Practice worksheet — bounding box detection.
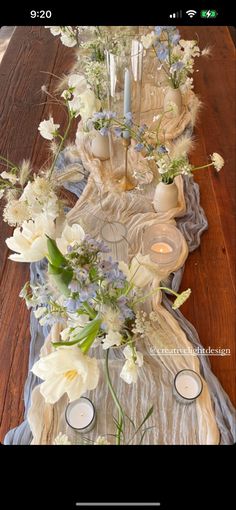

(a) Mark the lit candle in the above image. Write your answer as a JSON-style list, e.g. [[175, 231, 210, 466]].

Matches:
[[124, 67, 131, 115], [65, 397, 96, 433], [151, 242, 173, 254], [174, 369, 203, 404]]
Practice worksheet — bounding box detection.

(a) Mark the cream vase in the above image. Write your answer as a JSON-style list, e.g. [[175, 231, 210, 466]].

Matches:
[[91, 131, 110, 161], [163, 86, 182, 117], [153, 181, 179, 212]]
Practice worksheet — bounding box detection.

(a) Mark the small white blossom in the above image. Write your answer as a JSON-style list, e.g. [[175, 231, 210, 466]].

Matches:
[[210, 153, 224, 172], [60, 31, 77, 47], [94, 436, 111, 445], [56, 223, 85, 255], [3, 199, 30, 226], [45, 26, 61, 36], [120, 345, 143, 384], [102, 331, 123, 350], [53, 432, 71, 445], [141, 31, 157, 49], [0, 171, 18, 184], [38, 117, 60, 141]]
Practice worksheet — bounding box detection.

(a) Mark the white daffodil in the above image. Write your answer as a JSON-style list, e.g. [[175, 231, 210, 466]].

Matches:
[[56, 223, 85, 254], [210, 153, 224, 172], [38, 117, 60, 140], [172, 289, 191, 309], [53, 432, 71, 445], [119, 254, 158, 288], [102, 331, 123, 350], [120, 345, 143, 384], [5, 213, 55, 262], [94, 436, 111, 445], [31, 346, 99, 404], [141, 31, 157, 49], [68, 74, 87, 94], [0, 171, 18, 184]]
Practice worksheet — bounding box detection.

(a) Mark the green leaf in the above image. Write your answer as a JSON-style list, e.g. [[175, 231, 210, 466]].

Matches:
[[52, 316, 102, 348], [48, 263, 73, 297], [136, 405, 154, 433], [46, 236, 68, 267], [138, 426, 156, 445]]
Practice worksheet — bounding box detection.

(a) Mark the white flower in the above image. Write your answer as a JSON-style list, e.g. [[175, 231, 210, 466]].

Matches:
[[100, 305, 123, 333], [53, 432, 71, 445], [31, 346, 99, 404], [141, 31, 157, 49], [5, 213, 56, 262], [20, 178, 60, 220], [56, 223, 85, 254], [78, 89, 101, 122], [3, 199, 30, 226], [102, 331, 123, 350], [152, 114, 161, 122], [0, 190, 4, 199], [68, 74, 87, 94], [61, 89, 72, 100], [45, 26, 62, 36], [68, 96, 83, 118], [120, 345, 143, 384], [172, 289, 191, 309], [38, 117, 60, 140], [34, 306, 47, 320], [0, 171, 18, 184], [165, 101, 178, 116], [60, 32, 77, 47], [30, 176, 52, 197], [94, 436, 110, 445], [119, 254, 158, 289], [210, 153, 224, 172]]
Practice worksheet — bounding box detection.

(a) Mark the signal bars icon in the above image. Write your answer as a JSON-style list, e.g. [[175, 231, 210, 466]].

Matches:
[[169, 10, 182, 18]]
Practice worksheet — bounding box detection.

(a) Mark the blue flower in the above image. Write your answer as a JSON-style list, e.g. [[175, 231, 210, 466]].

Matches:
[[104, 111, 117, 120], [64, 298, 81, 313], [99, 127, 109, 136], [114, 127, 122, 138], [155, 26, 176, 36], [134, 143, 144, 152], [124, 112, 132, 121], [170, 32, 180, 46], [157, 145, 168, 154], [170, 61, 184, 73], [93, 112, 105, 120], [157, 44, 168, 61]]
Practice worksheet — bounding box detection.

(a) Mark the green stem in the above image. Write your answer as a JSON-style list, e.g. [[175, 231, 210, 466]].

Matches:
[[48, 114, 73, 180], [133, 286, 179, 306], [0, 155, 21, 172], [170, 162, 214, 181], [105, 349, 124, 445]]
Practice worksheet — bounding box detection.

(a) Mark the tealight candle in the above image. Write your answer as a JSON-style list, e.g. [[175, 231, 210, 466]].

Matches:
[[151, 242, 173, 254], [65, 397, 96, 433], [173, 369, 203, 404]]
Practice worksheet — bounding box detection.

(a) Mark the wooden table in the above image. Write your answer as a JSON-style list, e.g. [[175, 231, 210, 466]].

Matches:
[[0, 26, 235, 442]]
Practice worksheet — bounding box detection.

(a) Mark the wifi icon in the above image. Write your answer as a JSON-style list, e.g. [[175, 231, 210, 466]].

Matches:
[[186, 9, 197, 17]]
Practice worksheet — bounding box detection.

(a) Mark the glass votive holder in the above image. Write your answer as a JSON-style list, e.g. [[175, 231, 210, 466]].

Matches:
[[142, 223, 183, 268], [173, 369, 203, 405], [65, 397, 96, 434]]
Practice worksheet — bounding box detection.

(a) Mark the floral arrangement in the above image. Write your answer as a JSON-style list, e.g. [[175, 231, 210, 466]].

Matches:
[[141, 26, 210, 91]]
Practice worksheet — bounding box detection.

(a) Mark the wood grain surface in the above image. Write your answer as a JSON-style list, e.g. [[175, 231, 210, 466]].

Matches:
[[0, 26, 235, 442]]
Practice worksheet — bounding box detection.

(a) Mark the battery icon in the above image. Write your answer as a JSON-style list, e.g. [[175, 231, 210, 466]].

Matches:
[[201, 10, 218, 18]]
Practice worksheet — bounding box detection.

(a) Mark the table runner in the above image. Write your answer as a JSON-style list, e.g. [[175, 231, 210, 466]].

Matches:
[[4, 148, 236, 445]]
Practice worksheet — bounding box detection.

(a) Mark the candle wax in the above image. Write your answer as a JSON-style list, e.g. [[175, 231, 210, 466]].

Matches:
[[175, 374, 201, 399], [67, 401, 94, 429], [151, 242, 173, 254]]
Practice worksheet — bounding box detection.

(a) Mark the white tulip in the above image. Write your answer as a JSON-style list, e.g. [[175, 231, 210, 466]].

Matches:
[[6, 213, 56, 262], [56, 223, 85, 254], [68, 74, 87, 94], [31, 346, 99, 404], [119, 254, 158, 288], [79, 89, 101, 122]]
